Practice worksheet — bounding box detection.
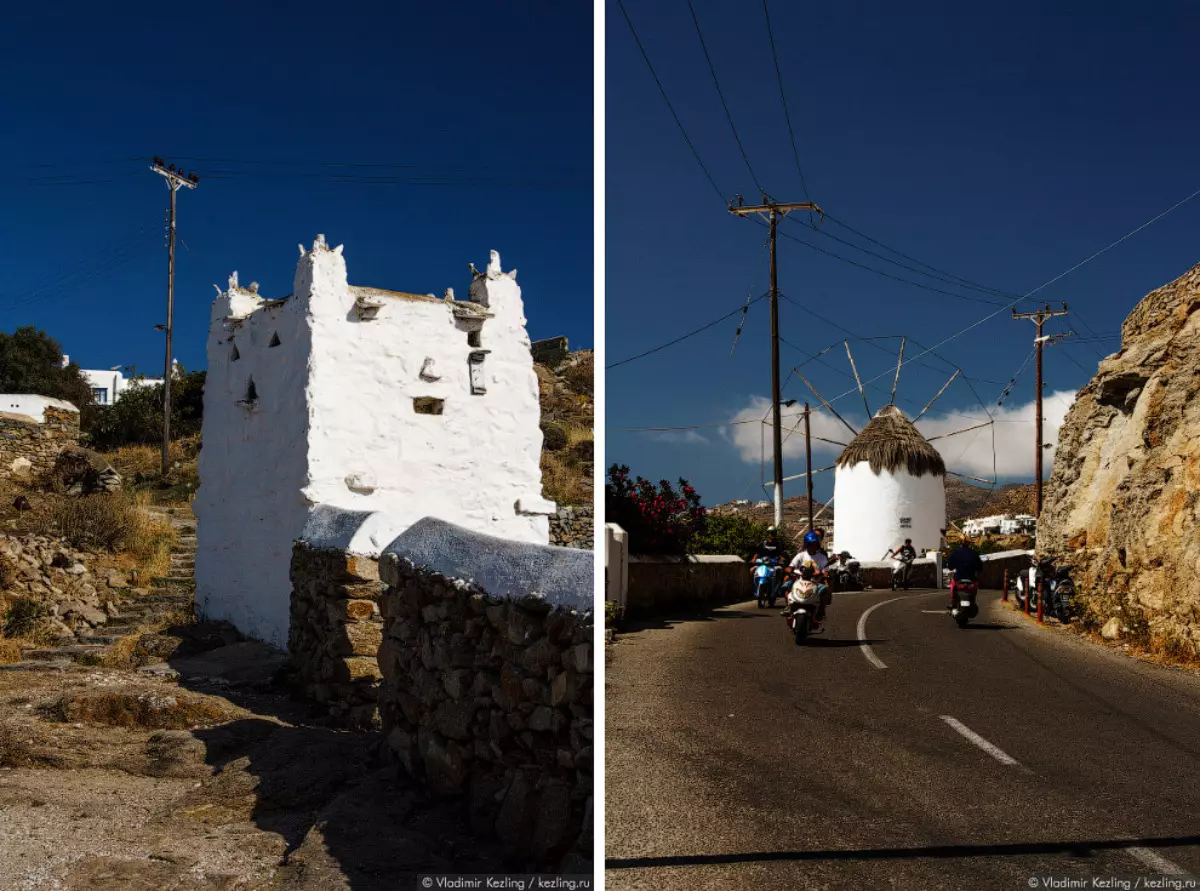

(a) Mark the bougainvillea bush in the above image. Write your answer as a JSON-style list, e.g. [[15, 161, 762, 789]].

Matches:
[[605, 464, 707, 555]]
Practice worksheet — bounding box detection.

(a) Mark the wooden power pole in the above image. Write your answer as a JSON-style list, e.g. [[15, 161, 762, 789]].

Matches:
[[729, 196, 823, 528], [1012, 303, 1069, 516], [804, 402, 814, 532], [149, 159, 199, 476]]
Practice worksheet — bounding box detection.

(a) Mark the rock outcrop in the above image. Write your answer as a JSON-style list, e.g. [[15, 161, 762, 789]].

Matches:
[[52, 447, 122, 496], [1040, 261, 1200, 656]]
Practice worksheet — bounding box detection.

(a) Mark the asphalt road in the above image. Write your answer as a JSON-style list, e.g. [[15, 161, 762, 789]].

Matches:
[[605, 589, 1200, 890]]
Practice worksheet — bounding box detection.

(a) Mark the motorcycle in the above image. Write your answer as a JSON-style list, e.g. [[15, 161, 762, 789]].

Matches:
[[784, 569, 825, 645], [948, 571, 979, 628], [889, 552, 915, 590], [751, 556, 782, 609], [1014, 555, 1075, 623], [829, 551, 862, 593]]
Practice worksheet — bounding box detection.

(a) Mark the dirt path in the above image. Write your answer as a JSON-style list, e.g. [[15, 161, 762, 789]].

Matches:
[[0, 505, 507, 890]]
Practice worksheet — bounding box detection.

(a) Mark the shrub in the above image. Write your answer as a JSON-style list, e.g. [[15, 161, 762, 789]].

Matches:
[[562, 352, 594, 397], [85, 370, 205, 451], [605, 464, 706, 555], [541, 422, 568, 452], [33, 491, 176, 574], [689, 514, 793, 562], [2, 597, 47, 639]]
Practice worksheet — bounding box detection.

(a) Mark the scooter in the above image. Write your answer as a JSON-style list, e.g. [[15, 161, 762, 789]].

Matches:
[[948, 571, 979, 628], [784, 569, 826, 645], [889, 553, 915, 590], [829, 551, 862, 593], [1014, 556, 1075, 623], [751, 556, 781, 609]]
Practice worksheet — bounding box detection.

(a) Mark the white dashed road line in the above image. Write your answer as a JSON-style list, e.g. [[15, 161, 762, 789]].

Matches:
[[1127, 846, 1188, 875], [939, 716, 1021, 766]]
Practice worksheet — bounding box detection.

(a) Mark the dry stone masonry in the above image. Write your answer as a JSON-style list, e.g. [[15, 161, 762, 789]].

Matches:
[[1041, 261, 1200, 656], [549, 505, 594, 550], [372, 518, 593, 871], [288, 544, 384, 729], [0, 401, 80, 482]]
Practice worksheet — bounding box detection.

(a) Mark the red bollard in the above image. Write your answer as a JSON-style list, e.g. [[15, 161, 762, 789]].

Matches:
[[1002, 569, 1009, 603], [1024, 576, 1031, 616], [1036, 580, 1044, 624]]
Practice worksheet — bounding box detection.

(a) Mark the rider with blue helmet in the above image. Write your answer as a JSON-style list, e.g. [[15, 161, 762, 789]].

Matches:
[[788, 531, 832, 632]]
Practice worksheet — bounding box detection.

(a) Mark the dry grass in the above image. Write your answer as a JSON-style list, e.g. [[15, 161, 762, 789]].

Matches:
[[103, 435, 200, 505], [837, 404, 946, 478], [562, 352, 594, 397], [0, 725, 63, 768], [31, 491, 177, 577], [101, 633, 148, 669], [44, 690, 230, 730], [0, 639, 20, 664]]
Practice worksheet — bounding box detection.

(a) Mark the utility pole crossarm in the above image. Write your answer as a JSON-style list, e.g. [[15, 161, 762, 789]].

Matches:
[[729, 200, 823, 221]]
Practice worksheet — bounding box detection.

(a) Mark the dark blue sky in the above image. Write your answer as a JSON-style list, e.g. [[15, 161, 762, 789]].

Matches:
[[607, 0, 1199, 506], [0, 1, 592, 380]]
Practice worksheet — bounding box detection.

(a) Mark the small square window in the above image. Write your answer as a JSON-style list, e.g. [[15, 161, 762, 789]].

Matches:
[[413, 397, 444, 415]]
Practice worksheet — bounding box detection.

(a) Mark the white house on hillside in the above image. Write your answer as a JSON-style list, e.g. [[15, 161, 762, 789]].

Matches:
[[62, 355, 166, 405]]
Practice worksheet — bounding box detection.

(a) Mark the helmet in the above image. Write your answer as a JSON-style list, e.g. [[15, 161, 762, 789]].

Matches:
[[767, 525, 777, 533], [803, 532, 820, 546]]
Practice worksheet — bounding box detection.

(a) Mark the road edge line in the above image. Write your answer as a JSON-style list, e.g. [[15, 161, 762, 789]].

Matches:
[[939, 715, 1021, 766]]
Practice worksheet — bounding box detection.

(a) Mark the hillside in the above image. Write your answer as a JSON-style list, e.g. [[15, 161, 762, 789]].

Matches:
[[709, 495, 831, 536], [945, 478, 1035, 522], [534, 339, 593, 507]]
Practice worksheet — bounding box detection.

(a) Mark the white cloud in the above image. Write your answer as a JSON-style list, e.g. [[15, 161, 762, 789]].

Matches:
[[727, 391, 1078, 480], [645, 429, 710, 445], [917, 390, 1076, 479]]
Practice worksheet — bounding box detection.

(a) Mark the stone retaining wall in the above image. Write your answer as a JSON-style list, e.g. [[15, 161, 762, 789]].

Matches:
[[0, 407, 79, 481], [288, 544, 384, 730], [376, 519, 593, 872], [627, 555, 750, 615], [549, 505, 593, 550]]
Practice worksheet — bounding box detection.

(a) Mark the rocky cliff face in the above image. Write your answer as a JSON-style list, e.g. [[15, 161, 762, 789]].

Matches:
[[1041, 261, 1200, 656]]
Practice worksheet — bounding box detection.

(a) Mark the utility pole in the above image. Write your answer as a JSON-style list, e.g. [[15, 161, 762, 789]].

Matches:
[[730, 195, 823, 528], [804, 403, 814, 533], [149, 158, 199, 476], [1012, 303, 1069, 516]]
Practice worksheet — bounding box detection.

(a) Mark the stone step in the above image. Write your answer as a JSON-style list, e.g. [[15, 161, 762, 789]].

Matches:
[[0, 659, 72, 672], [26, 645, 109, 661], [76, 634, 125, 645], [152, 577, 196, 587]]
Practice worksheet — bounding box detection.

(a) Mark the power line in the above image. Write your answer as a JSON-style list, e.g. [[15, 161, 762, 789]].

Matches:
[[821, 213, 1017, 299], [776, 224, 1008, 306], [606, 293, 768, 370], [795, 217, 1011, 304], [617, 0, 727, 202], [687, 0, 764, 195], [815, 183, 1200, 413], [761, 0, 810, 203]]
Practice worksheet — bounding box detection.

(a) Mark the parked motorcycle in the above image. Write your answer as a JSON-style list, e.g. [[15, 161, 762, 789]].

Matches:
[[1014, 556, 1075, 623], [829, 551, 862, 593], [948, 571, 979, 628], [751, 556, 782, 609]]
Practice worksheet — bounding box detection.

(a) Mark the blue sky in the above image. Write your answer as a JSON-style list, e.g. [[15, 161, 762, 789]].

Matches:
[[0, 1, 592, 381], [607, 0, 1199, 506]]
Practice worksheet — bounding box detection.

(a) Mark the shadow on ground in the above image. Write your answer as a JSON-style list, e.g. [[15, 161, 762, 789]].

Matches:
[[164, 632, 511, 890]]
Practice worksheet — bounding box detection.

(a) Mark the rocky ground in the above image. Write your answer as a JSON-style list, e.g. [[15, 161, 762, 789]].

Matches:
[[0, 505, 510, 890]]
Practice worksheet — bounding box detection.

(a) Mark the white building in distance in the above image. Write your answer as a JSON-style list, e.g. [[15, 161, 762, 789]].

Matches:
[[194, 235, 556, 647], [833, 404, 946, 560], [61, 355, 165, 406]]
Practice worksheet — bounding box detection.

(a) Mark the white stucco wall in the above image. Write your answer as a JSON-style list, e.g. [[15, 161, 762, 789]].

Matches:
[[833, 462, 946, 560], [0, 395, 78, 423], [194, 235, 554, 648]]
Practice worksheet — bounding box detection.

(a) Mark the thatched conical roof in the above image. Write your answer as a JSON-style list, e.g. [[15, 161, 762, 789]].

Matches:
[[835, 404, 945, 478]]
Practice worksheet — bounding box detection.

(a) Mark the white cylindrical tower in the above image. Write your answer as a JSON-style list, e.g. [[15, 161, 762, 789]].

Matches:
[[832, 405, 946, 560]]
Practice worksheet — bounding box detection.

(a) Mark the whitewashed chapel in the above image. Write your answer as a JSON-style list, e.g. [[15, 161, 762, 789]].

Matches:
[[194, 235, 556, 646]]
